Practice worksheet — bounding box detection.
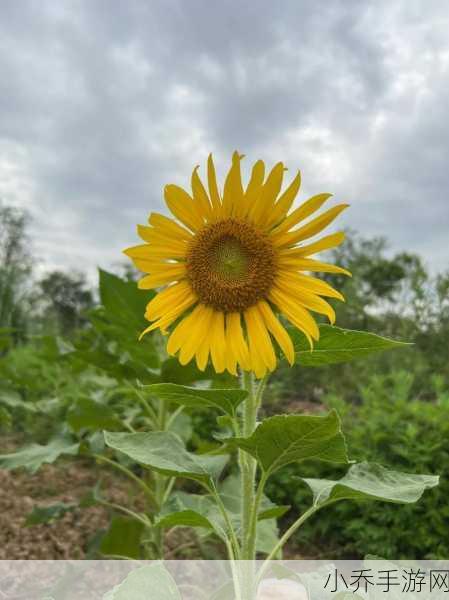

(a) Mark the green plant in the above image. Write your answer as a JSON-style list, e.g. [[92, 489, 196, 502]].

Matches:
[[267, 370, 449, 559], [0, 271, 440, 597]]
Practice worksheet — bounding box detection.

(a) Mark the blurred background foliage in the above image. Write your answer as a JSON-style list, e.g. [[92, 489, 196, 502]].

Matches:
[[1, 202, 448, 559]]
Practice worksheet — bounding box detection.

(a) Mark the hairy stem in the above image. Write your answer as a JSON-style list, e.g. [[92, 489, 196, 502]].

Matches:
[[152, 395, 169, 558], [246, 471, 269, 559], [239, 371, 258, 559]]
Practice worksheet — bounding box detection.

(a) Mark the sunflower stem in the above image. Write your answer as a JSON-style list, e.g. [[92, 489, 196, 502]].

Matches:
[[239, 371, 258, 561]]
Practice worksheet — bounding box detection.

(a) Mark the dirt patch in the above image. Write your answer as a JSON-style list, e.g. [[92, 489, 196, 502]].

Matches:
[[0, 440, 314, 561], [0, 456, 210, 560], [0, 459, 134, 559]]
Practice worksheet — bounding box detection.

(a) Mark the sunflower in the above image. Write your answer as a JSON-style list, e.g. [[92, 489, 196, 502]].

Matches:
[[124, 153, 350, 378]]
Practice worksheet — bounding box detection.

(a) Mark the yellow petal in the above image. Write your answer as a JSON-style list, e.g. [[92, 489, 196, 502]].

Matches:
[[145, 281, 194, 321], [250, 162, 284, 227], [280, 232, 346, 257], [265, 170, 301, 229], [269, 287, 319, 343], [248, 347, 266, 378], [139, 295, 196, 338], [195, 329, 211, 371], [125, 243, 186, 261], [257, 301, 294, 365], [167, 318, 190, 355], [226, 312, 251, 371], [164, 184, 205, 232], [274, 204, 349, 248], [123, 244, 154, 259], [222, 151, 244, 217], [272, 193, 332, 237], [137, 225, 188, 252], [143, 246, 186, 260], [191, 166, 212, 219], [210, 311, 226, 373], [148, 213, 193, 241], [225, 344, 238, 376], [242, 159, 265, 219], [207, 153, 222, 212], [277, 256, 351, 276], [138, 264, 186, 289], [124, 251, 175, 274], [244, 305, 277, 373], [142, 261, 184, 272], [179, 305, 213, 365], [291, 273, 345, 300], [272, 279, 336, 324]]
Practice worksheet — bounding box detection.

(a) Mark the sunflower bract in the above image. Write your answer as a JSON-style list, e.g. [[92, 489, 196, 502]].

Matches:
[[124, 152, 350, 378]]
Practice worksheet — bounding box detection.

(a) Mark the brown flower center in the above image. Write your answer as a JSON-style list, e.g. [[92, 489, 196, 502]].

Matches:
[[186, 218, 276, 312]]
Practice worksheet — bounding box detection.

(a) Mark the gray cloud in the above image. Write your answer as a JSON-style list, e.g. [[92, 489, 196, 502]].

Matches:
[[1, 0, 448, 282]]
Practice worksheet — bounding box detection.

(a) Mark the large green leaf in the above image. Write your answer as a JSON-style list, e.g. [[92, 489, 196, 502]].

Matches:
[[99, 269, 150, 328], [99, 516, 145, 559], [227, 411, 348, 475], [104, 431, 228, 484], [67, 397, 122, 432], [105, 564, 181, 600], [141, 383, 247, 417], [301, 462, 439, 507], [291, 324, 409, 367], [0, 438, 79, 474], [93, 272, 160, 372]]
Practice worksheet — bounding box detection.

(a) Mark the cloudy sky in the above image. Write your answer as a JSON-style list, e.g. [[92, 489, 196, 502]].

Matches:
[[1, 0, 449, 282]]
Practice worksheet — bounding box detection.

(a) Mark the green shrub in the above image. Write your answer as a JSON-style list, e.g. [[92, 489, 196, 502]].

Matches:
[[267, 370, 448, 559]]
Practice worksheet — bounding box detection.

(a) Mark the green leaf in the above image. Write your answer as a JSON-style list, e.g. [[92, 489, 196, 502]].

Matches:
[[0, 391, 37, 413], [99, 516, 144, 559], [104, 431, 228, 484], [157, 491, 223, 534], [219, 474, 290, 520], [25, 502, 77, 526], [105, 564, 181, 600], [158, 490, 281, 554], [256, 518, 280, 555], [301, 462, 439, 507], [170, 411, 193, 443], [0, 406, 12, 430], [67, 397, 122, 432], [291, 324, 410, 366], [227, 411, 348, 475], [99, 269, 151, 328], [0, 438, 79, 474], [141, 383, 247, 417], [160, 357, 215, 384]]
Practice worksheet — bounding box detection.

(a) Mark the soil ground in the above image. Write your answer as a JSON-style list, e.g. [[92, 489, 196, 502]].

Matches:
[[0, 460, 119, 559], [0, 435, 312, 560]]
